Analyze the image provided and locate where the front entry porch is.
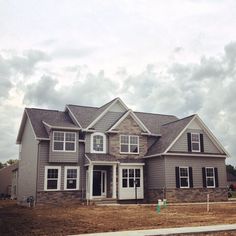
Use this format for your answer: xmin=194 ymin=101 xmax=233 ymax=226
xmin=86 ymin=163 xmax=117 ymax=200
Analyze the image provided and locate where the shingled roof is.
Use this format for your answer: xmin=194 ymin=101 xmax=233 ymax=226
xmin=26 ymin=108 xmax=77 ymax=139
xmin=147 ymin=115 xmax=195 ymax=155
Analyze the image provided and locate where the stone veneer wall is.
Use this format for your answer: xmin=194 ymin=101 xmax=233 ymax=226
xmin=37 ymin=191 xmax=83 ymax=205
xmin=109 ymin=115 xmax=147 ymax=158
xmin=147 ymin=188 xmax=228 ymax=203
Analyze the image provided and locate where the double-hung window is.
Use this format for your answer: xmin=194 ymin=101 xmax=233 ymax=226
xmin=91 ymin=133 xmax=106 ymax=153
xmin=120 ymin=135 xmax=139 ymax=154
xmin=122 ymin=168 xmax=141 ymax=188
xmin=64 ymin=167 xmax=80 ymax=190
xmin=179 ymin=167 xmax=189 ymax=188
xmin=206 ymin=167 xmax=215 ymax=188
xmin=44 ymin=166 xmax=61 ymax=191
xmin=53 ymin=131 xmax=76 ymax=152
xmin=191 ymin=133 xmax=200 ymax=152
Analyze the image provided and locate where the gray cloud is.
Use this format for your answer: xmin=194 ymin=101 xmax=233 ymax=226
xmin=23 ymin=70 xmax=118 ymax=109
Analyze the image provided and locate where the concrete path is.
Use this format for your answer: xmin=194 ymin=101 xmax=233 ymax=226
xmin=71 ymin=224 xmax=236 ymax=236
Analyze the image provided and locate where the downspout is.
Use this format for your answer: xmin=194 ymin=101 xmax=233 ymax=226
xmin=35 ymin=140 xmax=40 ymax=205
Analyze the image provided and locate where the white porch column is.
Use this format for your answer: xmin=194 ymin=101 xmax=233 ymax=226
xmin=112 ymin=164 xmax=117 ymax=199
xmin=89 ymin=164 xmax=93 ymax=200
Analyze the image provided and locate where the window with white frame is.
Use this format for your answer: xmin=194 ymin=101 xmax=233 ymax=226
xmin=122 ymin=168 xmax=141 ymax=188
xmin=64 ymin=167 xmax=80 ymax=190
xmin=191 ymin=133 xmax=200 ymax=152
xmin=179 ymin=167 xmax=189 ymax=188
xmin=44 ymin=166 xmax=61 ymax=191
xmin=91 ymin=132 xmax=106 ymax=153
xmin=53 ymin=131 xmax=76 ymax=152
xmin=120 ymin=135 xmax=139 ymax=154
xmin=206 ymin=167 xmax=215 ymax=188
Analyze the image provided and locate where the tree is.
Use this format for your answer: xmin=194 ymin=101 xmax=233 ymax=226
xmin=6 ymin=159 xmax=18 ymax=165
xmin=226 ymin=164 xmax=236 ymax=176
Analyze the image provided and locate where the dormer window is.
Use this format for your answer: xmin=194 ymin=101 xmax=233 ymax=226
xmin=91 ymin=132 xmax=106 ymax=153
xmin=53 ymin=131 xmax=76 ymax=152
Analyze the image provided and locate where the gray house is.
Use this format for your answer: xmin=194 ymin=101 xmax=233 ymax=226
xmin=16 ymin=98 xmax=229 ymax=204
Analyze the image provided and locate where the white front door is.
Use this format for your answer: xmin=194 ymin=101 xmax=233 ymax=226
xmin=118 ymin=165 xmax=144 ymax=200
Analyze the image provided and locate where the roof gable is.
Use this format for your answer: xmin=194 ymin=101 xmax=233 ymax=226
xmin=107 ymin=110 xmax=151 ymax=133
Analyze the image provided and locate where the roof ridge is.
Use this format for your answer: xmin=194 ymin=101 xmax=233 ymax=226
xmin=134 ymin=111 xmax=177 ymax=117
xmin=26 ymin=107 xmax=62 ymax=112
xmin=162 ymin=114 xmax=196 ymax=126
xmin=67 ymin=104 xmax=99 ymax=109
xmin=98 ymin=97 xmax=118 ymax=109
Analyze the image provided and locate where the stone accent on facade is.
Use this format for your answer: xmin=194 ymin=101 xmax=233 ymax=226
xmin=147 ymin=188 xmax=228 ymax=203
xmin=109 ymin=115 xmax=148 ymax=158
xmin=37 ymin=191 xmax=83 ymax=205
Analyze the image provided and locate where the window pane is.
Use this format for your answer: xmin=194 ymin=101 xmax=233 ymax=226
xmin=66 ymin=133 xmax=75 ymax=141
xmin=121 ymin=135 xmax=129 ymax=144
xmin=192 ymin=134 xmax=199 ymax=142
xmin=54 ymin=132 xmax=64 ymax=141
xmin=129 ymin=169 xmax=134 ymax=177
xmin=135 ymin=178 xmax=140 ymax=187
xmin=48 ymin=169 xmax=58 ymax=178
xmin=130 ymin=145 xmax=138 ymax=153
xmin=67 ymin=179 xmax=76 ymax=189
xmin=67 ymin=169 xmax=77 ymax=178
xmin=180 ymin=168 xmax=188 ymax=177
xmin=54 ymin=142 xmax=63 ymax=150
xmin=65 ymin=142 xmax=75 ymax=151
xmin=93 ymin=135 xmax=103 ymax=151
xmin=180 ymin=177 xmax=188 ymax=187
xmin=129 ymin=178 xmax=134 ymax=187
xmin=122 ymin=169 xmax=128 ymax=178
xmin=130 ymin=136 xmax=138 ymax=144
xmin=122 ymin=179 xmax=127 ymax=188
xmin=207 ymin=177 xmax=214 ymax=187
xmin=47 ymin=180 xmax=58 ymax=189
xmin=192 ymin=143 xmax=200 ymax=151
xmin=121 ymin=144 xmax=129 ymax=152
xmin=206 ymin=168 xmax=214 ymax=177
xmin=135 ymin=169 xmax=140 ymax=177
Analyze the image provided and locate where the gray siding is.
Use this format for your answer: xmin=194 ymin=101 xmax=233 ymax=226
xmin=146 ymin=156 xmax=165 ymax=189
xmin=18 ymin=118 xmax=38 ymax=201
xmin=37 ymin=141 xmax=86 ymax=194
xmin=170 ymin=129 xmax=222 ymax=154
xmin=49 ymin=131 xmax=79 ymax=162
xmin=164 ymin=155 xmax=227 ymax=188
xmin=93 ymin=111 xmax=123 ymax=132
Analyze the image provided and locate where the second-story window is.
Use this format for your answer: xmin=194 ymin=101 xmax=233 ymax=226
xmin=53 ymin=131 xmax=76 ymax=152
xmin=91 ymin=132 xmax=106 ymax=153
xmin=120 ymin=135 xmax=139 ymax=154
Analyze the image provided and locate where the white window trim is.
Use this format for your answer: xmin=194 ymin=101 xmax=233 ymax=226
xmin=52 ymin=131 xmax=76 ymax=152
xmin=120 ymin=135 xmax=139 ymax=154
xmin=191 ymin=133 xmax=201 ymax=152
xmin=44 ymin=166 xmax=61 ymax=191
xmin=64 ymin=166 xmax=80 ymax=191
xmin=179 ymin=166 xmax=189 ymax=188
xmin=205 ymin=167 xmax=215 ymax=188
xmin=90 ymin=132 xmax=106 ymax=153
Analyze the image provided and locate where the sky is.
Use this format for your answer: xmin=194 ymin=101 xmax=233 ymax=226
xmin=0 ymin=0 xmax=236 ymax=165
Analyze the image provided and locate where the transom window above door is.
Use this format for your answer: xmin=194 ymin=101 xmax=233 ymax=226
xmin=120 ymin=135 xmax=139 ymax=154
xmin=91 ymin=132 xmax=106 ymax=153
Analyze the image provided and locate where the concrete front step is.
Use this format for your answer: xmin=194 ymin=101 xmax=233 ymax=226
xmin=91 ymin=198 xmax=118 ymax=205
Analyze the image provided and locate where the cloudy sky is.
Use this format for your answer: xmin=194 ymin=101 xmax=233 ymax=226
xmin=1 ymin=0 xmax=236 ymax=165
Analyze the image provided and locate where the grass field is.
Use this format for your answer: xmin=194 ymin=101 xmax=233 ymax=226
xmin=1 ymin=200 xmax=236 ymax=235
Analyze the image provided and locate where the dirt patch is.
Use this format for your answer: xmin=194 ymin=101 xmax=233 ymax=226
xmin=0 ymin=200 xmax=236 ymax=235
